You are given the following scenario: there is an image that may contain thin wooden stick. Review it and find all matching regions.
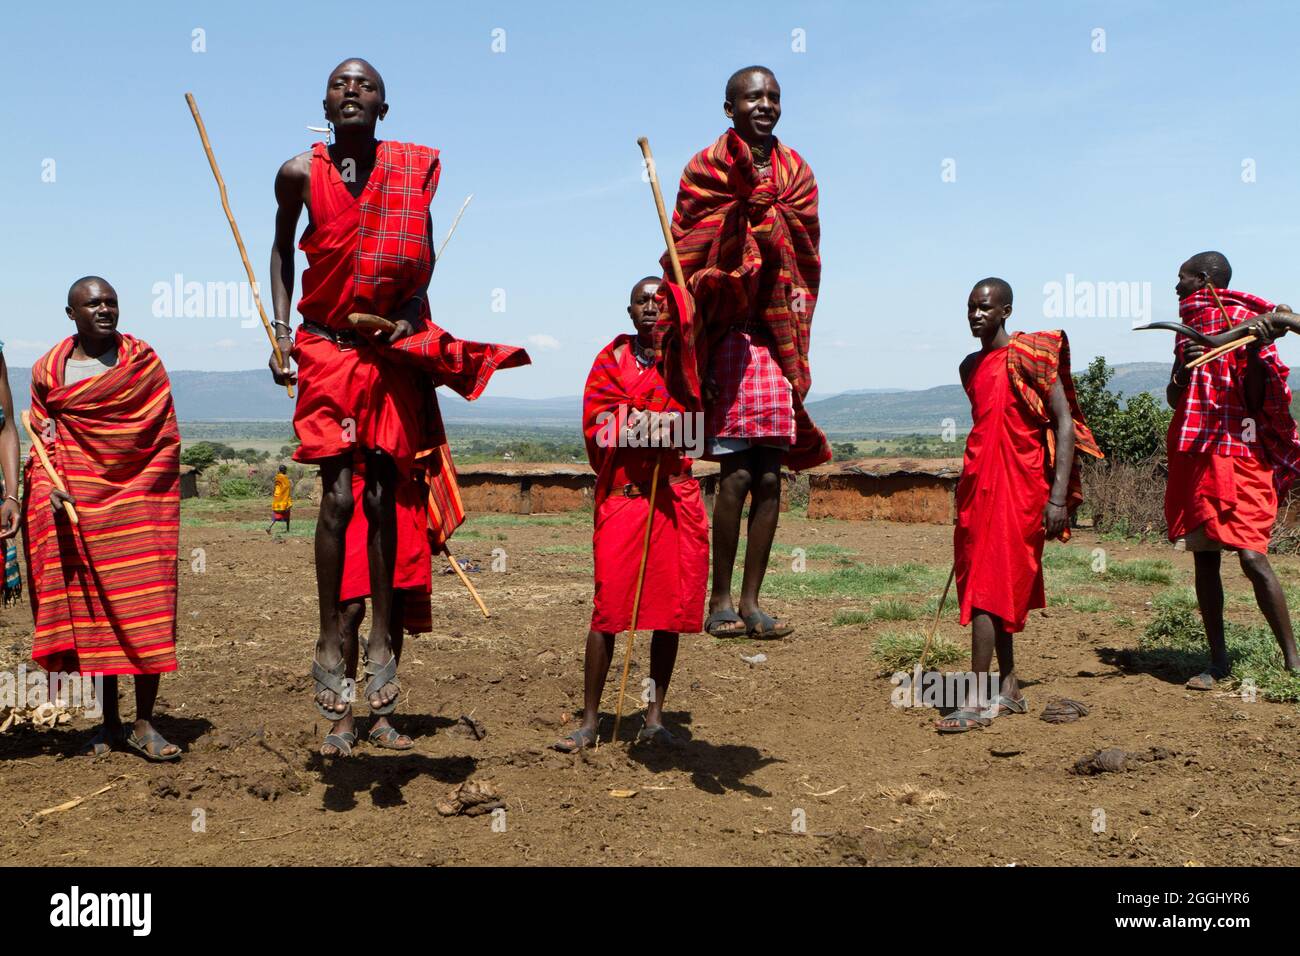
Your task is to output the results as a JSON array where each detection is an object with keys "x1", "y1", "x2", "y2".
[
  {"x1": 1186, "y1": 334, "x2": 1255, "y2": 369},
  {"x1": 437, "y1": 194, "x2": 473, "y2": 262},
  {"x1": 918, "y1": 563, "x2": 956, "y2": 673},
  {"x1": 610, "y1": 457, "x2": 661, "y2": 745},
  {"x1": 21, "y1": 411, "x2": 77, "y2": 525},
  {"x1": 184, "y1": 93, "x2": 294, "y2": 399},
  {"x1": 444, "y1": 546, "x2": 490, "y2": 619},
  {"x1": 637, "y1": 138, "x2": 686, "y2": 288}
]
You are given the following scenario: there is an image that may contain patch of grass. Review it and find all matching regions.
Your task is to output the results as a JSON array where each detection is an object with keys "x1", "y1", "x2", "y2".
[
  {"x1": 1042, "y1": 545, "x2": 1092, "y2": 570},
  {"x1": 764, "y1": 562, "x2": 940, "y2": 599},
  {"x1": 236, "y1": 521, "x2": 317, "y2": 539},
  {"x1": 872, "y1": 630, "x2": 965, "y2": 673},
  {"x1": 832, "y1": 609, "x2": 872, "y2": 626},
  {"x1": 872, "y1": 599, "x2": 919, "y2": 621},
  {"x1": 464, "y1": 514, "x2": 581, "y2": 529},
  {"x1": 1048, "y1": 593, "x2": 1114, "y2": 613},
  {"x1": 1106, "y1": 558, "x2": 1175, "y2": 585},
  {"x1": 535, "y1": 545, "x2": 586, "y2": 555},
  {"x1": 1138, "y1": 590, "x2": 1300, "y2": 702}
]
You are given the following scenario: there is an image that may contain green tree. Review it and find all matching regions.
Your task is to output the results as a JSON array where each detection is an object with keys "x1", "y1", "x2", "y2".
[
  {"x1": 180, "y1": 441, "x2": 218, "y2": 473},
  {"x1": 1073, "y1": 356, "x2": 1171, "y2": 463}
]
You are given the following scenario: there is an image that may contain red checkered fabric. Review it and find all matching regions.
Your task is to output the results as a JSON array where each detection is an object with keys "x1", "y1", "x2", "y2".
[
  {"x1": 354, "y1": 141, "x2": 441, "y2": 317},
  {"x1": 706, "y1": 327, "x2": 794, "y2": 442},
  {"x1": 1174, "y1": 288, "x2": 1300, "y2": 494}
]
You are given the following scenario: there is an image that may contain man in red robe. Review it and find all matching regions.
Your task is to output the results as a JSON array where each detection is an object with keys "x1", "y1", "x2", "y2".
[
  {"x1": 269, "y1": 59, "x2": 527, "y2": 756},
  {"x1": 553, "y1": 277, "x2": 709, "y2": 751},
  {"x1": 658, "y1": 66, "x2": 830, "y2": 641},
  {"x1": 24, "y1": 276, "x2": 182, "y2": 760},
  {"x1": 937, "y1": 278, "x2": 1101, "y2": 733},
  {"x1": 1164, "y1": 251, "x2": 1300, "y2": 689}
]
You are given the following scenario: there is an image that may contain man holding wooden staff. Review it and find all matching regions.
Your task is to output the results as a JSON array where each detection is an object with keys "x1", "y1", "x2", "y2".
[
  {"x1": 268, "y1": 58, "x2": 527, "y2": 756},
  {"x1": 658, "y1": 66, "x2": 830, "y2": 641},
  {"x1": 23, "y1": 276, "x2": 183, "y2": 760},
  {"x1": 1164, "y1": 251, "x2": 1300, "y2": 689},
  {"x1": 553, "y1": 277, "x2": 708, "y2": 751}
]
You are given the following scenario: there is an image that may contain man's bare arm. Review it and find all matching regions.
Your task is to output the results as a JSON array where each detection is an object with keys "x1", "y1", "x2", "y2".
[
  {"x1": 0, "y1": 354, "x2": 21, "y2": 538},
  {"x1": 1044, "y1": 377, "x2": 1076, "y2": 538},
  {"x1": 268, "y1": 154, "x2": 309, "y2": 382}
]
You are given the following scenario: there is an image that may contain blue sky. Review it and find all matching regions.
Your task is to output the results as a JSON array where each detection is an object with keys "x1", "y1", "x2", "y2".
[{"x1": 4, "y1": 0, "x2": 1300, "y2": 401}]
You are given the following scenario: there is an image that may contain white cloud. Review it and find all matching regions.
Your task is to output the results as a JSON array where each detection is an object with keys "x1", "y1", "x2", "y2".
[{"x1": 527, "y1": 334, "x2": 561, "y2": 351}]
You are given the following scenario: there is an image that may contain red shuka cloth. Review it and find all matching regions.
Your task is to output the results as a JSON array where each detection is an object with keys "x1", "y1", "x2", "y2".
[
  {"x1": 656, "y1": 130, "x2": 830, "y2": 470},
  {"x1": 23, "y1": 334, "x2": 180, "y2": 675},
  {"x1": 583, "y1": 335, "x2": 708, "y2": 633},
  {"x1": 954, "y1": 346, "x2": 1049, "y2": 634},
  {"x1": 1165, "y1": 443, "x2": 1276, "y2": 553}
]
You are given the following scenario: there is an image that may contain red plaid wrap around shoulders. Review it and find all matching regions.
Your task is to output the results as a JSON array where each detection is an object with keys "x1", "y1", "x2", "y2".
[{"x1": 1172, "y1": 288, "x2": 1300, "y2": 495}]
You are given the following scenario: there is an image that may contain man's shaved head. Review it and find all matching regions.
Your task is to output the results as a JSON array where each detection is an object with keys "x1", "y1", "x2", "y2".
[
  {"x1": 328, "y1": 58, "x2": 385, "y2": 99},
  {"x1": 972, "y1": 276, "x2": 1013, "y2": 307},
  {"x1": 67, "y1": 275, "x2": 113, "y2": 307},
  {"x1": 630, "y1": 275, "x2": 660, "y2": 303},
  {"x1": 725, "y1": 65, "x2": 776, "y2": 103},
  {"x1": 1183, "y1": 251, "x2": 1232, "y2": 288}
]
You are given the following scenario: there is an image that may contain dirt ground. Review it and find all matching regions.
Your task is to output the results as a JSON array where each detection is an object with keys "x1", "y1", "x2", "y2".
[{"x1": 2, "y1": 500, "x2": 1299, "y2": 867}]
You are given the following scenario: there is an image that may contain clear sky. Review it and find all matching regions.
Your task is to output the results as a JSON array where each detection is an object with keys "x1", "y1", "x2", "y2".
[{"x1": 5, "y1": 1, "x2": 1300, "y2": 400}]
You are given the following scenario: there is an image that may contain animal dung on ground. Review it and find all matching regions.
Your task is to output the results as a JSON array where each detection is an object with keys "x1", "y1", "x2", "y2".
[
  {"x1": 435, "y1": 779, "x2": 505, "y2": 817},
  {"x1": 1071, "y1": 746, "x2": 1175, "y2": 775},
  {"x1": 739, "y1": 653, "x2": 767, "y2": 666},
  {"x1": 449, "y1": 714, "x2": 487, "y2": 740},
  {"x1": 1040, "y1": 697, "x2": 1090, "y2": 724}
]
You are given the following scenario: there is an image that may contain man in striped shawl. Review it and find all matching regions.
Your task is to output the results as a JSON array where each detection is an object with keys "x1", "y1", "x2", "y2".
[
  {"x1": 937, "y1": 278, "x2": 1101, "y2": 733},
  {"x1": 23, "y1": 277, "x2": 182, "y2": 760},
  {"x1": 659, "y1": 66, "x2": 830, "y2": 641}
]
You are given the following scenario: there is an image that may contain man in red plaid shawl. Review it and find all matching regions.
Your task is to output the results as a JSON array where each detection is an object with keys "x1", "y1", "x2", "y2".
[
  {"x1": 269, "y1": 59, "x2": 528, "y2": 756},
  {"x1": 936, "y1": 278, "x2": 1102, "y2": 733},
  {"x1": 659, "y1": 66, "x2": 830, "y2": 641},
  {"x1": 1164, "y1": 251, "x2": 1300, "y2": 689}
]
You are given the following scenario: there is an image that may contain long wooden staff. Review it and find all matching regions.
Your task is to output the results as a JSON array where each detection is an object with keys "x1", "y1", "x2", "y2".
[
  {"x1": 21, "y1": 411, "x2": 78, "y2": 525},
  {"x1": 609, "y1": 137, "x2": 681, "y2": 744},
  {"x1": 184, "y1": 93, "x2": 294, "y2": 399},
  {"x1": 344, "y1": 312, "x2": 491, "y2": 618},
  {"x1": 436, "y1": 194, "x2": 473, "y2": 262},
  {"x1": 917, "y1": 564, "x2": 955, "y2": 673}
]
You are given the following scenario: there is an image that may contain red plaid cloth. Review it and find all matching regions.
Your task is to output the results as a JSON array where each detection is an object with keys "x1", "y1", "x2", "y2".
[
  {"x1": 706, "y1": 327, "x2": 794, "y2": 443},
  {"x1": 354, "y1": 142, "x2": 440, "y2": 316},
  {"x1": 1173, "y1": 288, "x2": 1300, "y2": 494}
]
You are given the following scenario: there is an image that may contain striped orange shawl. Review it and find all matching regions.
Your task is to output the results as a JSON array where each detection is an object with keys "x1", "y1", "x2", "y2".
[
  {"x1": 1007, "y1": 330, "x2": 1103, "y2": 534},
  {"x1": 23, "y1": 334, "x2": 180, "y2": 675}
]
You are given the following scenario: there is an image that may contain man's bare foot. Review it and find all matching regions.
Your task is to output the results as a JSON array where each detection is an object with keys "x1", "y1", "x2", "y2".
[
  {"x1": 80, "y1": 721, "x2": 125, "y2": 756},
  {"x1": 367, "y1": 716, "x2": 412, "y2": 750},
  {"x1": 364, "y1": 650, "x2": 400, "y2": 713},
  {"x1": 312, "y1": 650, "x2": 351, "y2": 717},
  {"x1": 126, "y1": 720, "x2": 181, "y2": 761},
  {"x1": 321, "y1": 712, "x2": 357, "y2": 757},
  {"x1": 553, "y1": 726, "x2": 598, "y2": 753}
]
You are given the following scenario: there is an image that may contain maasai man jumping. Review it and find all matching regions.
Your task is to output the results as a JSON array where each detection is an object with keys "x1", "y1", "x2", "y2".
[
  {"x1": 553, "y1": 273, "x2": 707, "y2": 749},
  {"x1": 553, "y1": 276, "x2": 708, "y2": 751},
  {"x1": 1164, "y1": 251, "x2": 1300, "y2": 689},
  {"x1": 23, "y1": 277, "x2": 182, "y2": 760},
  {"x1": 936, "y1": 278, "x2": 1101, "y2": 733},
  {"x1": 269, "y1": 58, "x2": 527, "y2": 756},
  {"x1": 266, "y1": 464, "x2": 292, "y2": 534},
  {"x1": 660, "y1": 66, "x2": 830, "y2": 641}
]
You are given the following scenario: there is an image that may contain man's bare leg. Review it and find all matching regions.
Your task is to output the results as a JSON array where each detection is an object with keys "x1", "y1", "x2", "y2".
[
  {"x1": 1193, "y1": 550, "x2": 1230, "y2": 680},
  {"x1": 645, "y1": 630, "x2": 679, "y2": 730},
  {"x1": 313, "y1": 454, "x2": 354, "y2": 716},
  {"x1": 320, "y1": 600, "x2": 363, "y2": 756},
  {"x1": 361, "y1": 450, "x2": 400, "y2": 710},
  {"x1": 553, "y1": 629, "x2": 614, "y2": 750},
  {"x1": 708, "y1": 455, "x2": 752, "y2": 632},
  {"x1": 936, "y1": 609, "x2": 1019, "y2": 729},
  {"x1": 369, "y1": 591, "x2": 412, "y2": 747},
  {"x1": 737, "y1": 447, "x2": 783, "y2": 622},
  {"x1": 80, "y1": 674, "x2": 123, "y2": 755},
  {"x1": 130, "y1": 673, "x2": 180, "y2": 758},
  {"x1": 1238, "y1": 549, "x2": 1300, "y2": 670}
]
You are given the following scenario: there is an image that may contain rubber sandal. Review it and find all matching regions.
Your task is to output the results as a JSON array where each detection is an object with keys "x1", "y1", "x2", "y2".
[
  {"x1": 322, "y1": 729, "x2": 357, "y2": 757},
  {"x1": 743, "y1": 610, "x2": 794, "y2": 639},
  {"x1": 990, "y1": 694, "x2": 1028, "y2": 717},
  {"x1": 935, "y1": 708, "x2": 992, "y2": 734},
  {"x1": 79, "y1": 724, "x2": 125, "y2": 757},
  {"x1": 364, "y1": 656, "x2": 400, "y2": 716},
  {"x1": 125, "y1": 728, "x2": 181, "y2": 762},
  {"x1": 312, "y1": 656, "x2": 355, "y2": 719},
  {"x1": 552, "y1": 727, "x2": 598, "y2": 753},
  {"x1": 368, "y1": 724, "x2": 413, "y2": 751},
  {"x1": 635, "y1": 723, "x2": 677, "y2": 746},
  {"x1": 705, "y1": 609, "x2": 747, "y2": 637}
]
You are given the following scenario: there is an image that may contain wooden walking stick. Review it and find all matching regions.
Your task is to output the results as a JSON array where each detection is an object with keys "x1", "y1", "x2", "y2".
[
  {"x1": 436, "y1": 194, "x2": 474, "y2": 263},
  {"x1": 443, "y1": 546, "x2": 490, "y2": 619},
  {"x1": 918, "y1": 563, "x2": 956, "y2": 673},
  {"x1": 21, "y1": 411, "x2": 78, "y2": 525},
  {"x1": 184, "y1": 92, "x2": 294, "y2": 398},
  {"x1": 609, "y1": 136, "x2": 681, "y2": 744}
]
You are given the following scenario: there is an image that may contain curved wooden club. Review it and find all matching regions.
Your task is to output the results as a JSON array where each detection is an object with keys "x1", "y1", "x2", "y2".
[
  {"x1": 21, "y1": 411, "x2": 78, "y2": 525},
  {"x1": 346, "y1": 312, "x2": 398, "y2": 335}
]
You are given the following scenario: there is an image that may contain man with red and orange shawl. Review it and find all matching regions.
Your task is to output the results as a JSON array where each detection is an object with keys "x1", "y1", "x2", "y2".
[
  {"x1": 23, "y1": 276, "x2": 182, "y2": 761},
  {"x1": 1164, "y1": 251, "x2": 1300, "y2": 690},
  {"x1": 270, "y1": 58, "x2": 528, "y2": 756},
  {"x1": 936, "y1": 278, "x2": 1102, "y2": 734},
  {"x1": 657, "y1": 65, "x2": 830, "y2": 642},
  {"x1": 553, "y1": 277, "x2": 709, "y2": 751}
]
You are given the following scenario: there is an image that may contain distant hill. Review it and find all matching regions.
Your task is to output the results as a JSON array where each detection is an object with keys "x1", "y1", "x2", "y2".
[{"x1": 1, "y1": 360, "x2": 1283, "y2": 438}]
